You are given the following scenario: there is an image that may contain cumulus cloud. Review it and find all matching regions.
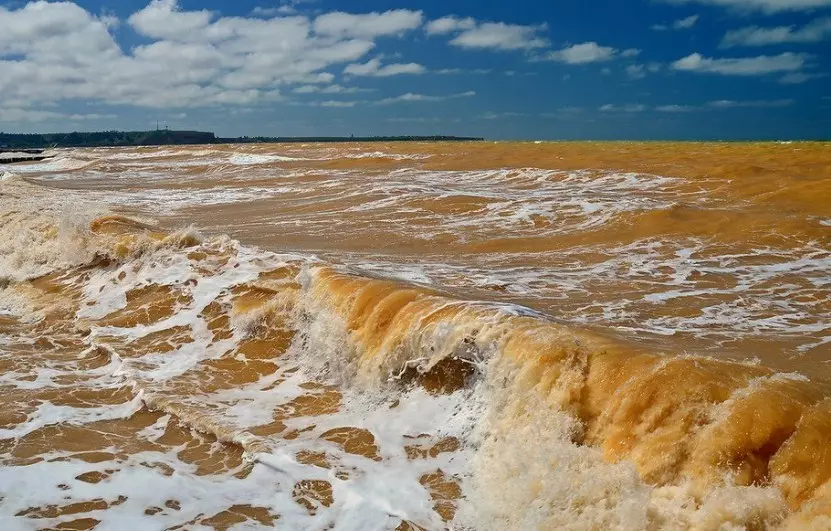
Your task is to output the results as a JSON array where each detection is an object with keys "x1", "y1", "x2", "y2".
[
  {"x1": 0, "y1": 1, "x2": 121, "y2": 60},
  {"x1": 660, "y1": 0, "x2": 831, "y2": 13},
  {"x1": 425, "y1": 15, "x2": 549, "y2": 51},
  {"x1": 0, "y1": 1, "x2": 432, "y2": 111},
  {"x1": 425, "y1": 16, "x2": 476, "y2": 35},
  {"x1": 622, "y1": 48, "x2": 642, "y2": 57},
  {"x1": 127, "y1": 0, "x2": 212, "y2": 40},
  {"x1": 443, "y1": 21, "x2": 550, "y2": 50},
  {"x1": 721, "y1": 17, "x2": 831, "y2": 47},
  {"x1": 343, "y1": 57, "x2": 426, "y2": 77},
  {"x1": 671, "y1": 52, "x2": 808, "y2": 75},
  {"x1": 545, "y1": 42, "x2": 618, "y2": 64},
  {"x1": 313, "y1": 9, "x2": 423, "y2": 39}
]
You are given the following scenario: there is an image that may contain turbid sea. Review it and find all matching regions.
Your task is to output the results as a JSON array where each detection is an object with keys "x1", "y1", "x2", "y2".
[{"x1": 1, "y1": 141, "x2": 829, "y2": 530}]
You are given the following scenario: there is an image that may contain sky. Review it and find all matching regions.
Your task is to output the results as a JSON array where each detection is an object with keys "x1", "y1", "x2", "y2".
[{"x1": 0, "y1": 0, "x2": 829, "y2": 140}]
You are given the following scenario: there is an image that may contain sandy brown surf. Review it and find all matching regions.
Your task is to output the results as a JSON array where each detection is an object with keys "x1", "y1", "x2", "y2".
[{"x1": 1, "y1": 141, "x2": 829, "y2": 530}]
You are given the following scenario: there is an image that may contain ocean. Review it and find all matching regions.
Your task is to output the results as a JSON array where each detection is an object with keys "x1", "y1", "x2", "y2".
[{"x1": 1, "y1": 141, "x2": 829, "y2": 530}]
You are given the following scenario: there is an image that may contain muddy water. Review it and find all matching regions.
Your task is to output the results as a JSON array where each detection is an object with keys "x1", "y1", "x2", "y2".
[{"x1": 0, "y1": 141, "x2": 829, "y2": 530}]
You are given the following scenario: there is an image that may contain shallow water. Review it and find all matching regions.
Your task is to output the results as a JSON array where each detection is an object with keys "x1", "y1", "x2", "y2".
[{"x1": 1, "y1": 141, "x2": 829, "y2": 530}]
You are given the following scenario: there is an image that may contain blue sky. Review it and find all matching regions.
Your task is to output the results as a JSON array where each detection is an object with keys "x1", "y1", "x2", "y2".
[{"x1": 0, "y1": 0, "x2": 829, "y2": 139}]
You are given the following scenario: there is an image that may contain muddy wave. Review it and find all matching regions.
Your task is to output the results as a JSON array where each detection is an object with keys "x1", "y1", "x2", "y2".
[{"x1": 1, "y1": 171, "x2": 830, "y2": 530}]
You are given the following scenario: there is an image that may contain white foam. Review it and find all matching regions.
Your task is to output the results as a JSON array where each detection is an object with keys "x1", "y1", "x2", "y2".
[
  {"x1": 228, "y1": 153, "x2": 307, "y2": 165},
  {"x1": 102, "y1": 148, "x2": 220, "y2": 161},
  {"x1": 8, "y1": 156, "x2": 93, "y2": 173},
  {"x1": 319, "y1": 150, "x2": 432, "y2": 161},
  {"x1": 89, "y1": 186, "x2": 294, "y2": 211}
]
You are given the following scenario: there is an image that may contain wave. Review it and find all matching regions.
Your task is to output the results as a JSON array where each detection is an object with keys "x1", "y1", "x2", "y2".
[
  {"x1": 2, "y1": 155, "x2": 95, "y2": 174},
  {"x1": 2, "y1": 176, "x2": 830, "y2": 529},
  {"x1": 227, "y1": 153, "x2": 310, "y2": 165}
]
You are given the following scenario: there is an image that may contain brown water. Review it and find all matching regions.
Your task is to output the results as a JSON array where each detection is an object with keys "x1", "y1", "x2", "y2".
[{"x1": 0, "y1": 141, "x2": 829, "y2": 530}]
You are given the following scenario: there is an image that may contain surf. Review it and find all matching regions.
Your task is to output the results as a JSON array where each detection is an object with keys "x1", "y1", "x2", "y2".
[{"x1": 1, "y1": 142, "x2": 830, "y2": 530}]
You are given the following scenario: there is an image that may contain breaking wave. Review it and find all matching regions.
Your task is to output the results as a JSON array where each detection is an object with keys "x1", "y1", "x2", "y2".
[{"x1": 1, "y1": 173, "x2": 830, "y2": 530}]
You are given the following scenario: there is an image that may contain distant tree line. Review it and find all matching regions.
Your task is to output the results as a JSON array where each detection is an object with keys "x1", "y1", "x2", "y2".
[
  {"x1": 0, "y1": 130, "x2": 483, "y2": 149},
  {"x1": 0, "y1": 130, "x2": 216, "y2": 148},
  {"x1": 217, "y1": 135, "x2": 484, "y2": 143}
]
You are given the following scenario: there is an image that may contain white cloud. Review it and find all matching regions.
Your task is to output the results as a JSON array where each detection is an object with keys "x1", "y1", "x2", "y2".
[
  {"x1": 653, "y1": 14, "x2": 699, "y2": 31},
  {"x1": 0, "y1": 1, "x2": 435, "y2": 111},
  {"x1": 660, "y1": 0, "x2": 831, "y2": 13},
  {"x1": 127, "y1": 0, "x2": 213, "y2": 40},
  {"x1": 426, "y1": 16, "x2": 549, "y2": 52},
  {"x1": 448, "y1": 22, "x2": 550, "y2": 51},
  {"x1": 674, "y1": 15, "x2": 700, "y2": 29},
  {"x1": 636, "y1": 100, "x2": 795, "y2": 112},
  {"x1": 707, "y1": 98, "x2": 794, "y2": 107},
  {"x1": 252, "y1": 6, "x2": 298, "y2": 16},
  {"x1": 0, "y1": 108, "x2": 116, "y2": 122},
  {"x1": 599, "y1": 104, "x2": 647, "y2": 112},
  {"x1": 293, "y1": 84, "x2": 370, "y2": 94},
  {"x1": 671, "y1": 52, "x2": 808, "y2": 75},
  {"x1": 545, "y1": 42, "x2": 618, "y2": 64},
  {"x1": 0, "y1": 1, "x2": 121, "y2": 60},
  {"x1": 656, "y1": 104, "x2": 696, "y2": 112},
  {"x1": 377, "y1": 91, "x2": 475, "y2": 104},
  {"x1": 343, "y1": 57, "x2": 426, "y2": 77},
  {"x1": 297, "y1": 91, "x2": 475, "y2": 107},
  {"x1": 721, "y1": 17, "x2": 831, "y2": 47},
  {"x1": 314, "y1": 9, "x2": 423, "y2": 39},
  {"x1": 425, "y1": 16, "x2": 476, "y2": 35},
  {"x1": 622, "y1": 48, "x2": 642, "y2": 57},
  {"x1": 435, "y1": 68, "x2": 492, "y2": 74},
  {"x1": 318, "y1": 100, "x2": 357, "y2": 107}
]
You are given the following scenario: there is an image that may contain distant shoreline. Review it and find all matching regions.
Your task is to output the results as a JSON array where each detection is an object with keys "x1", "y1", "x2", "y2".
[{"x1": 0, "y1": 130, "x2": 484, "y2": 149}]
